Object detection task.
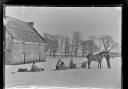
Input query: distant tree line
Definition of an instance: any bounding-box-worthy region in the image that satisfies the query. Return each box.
[43,31,120,57]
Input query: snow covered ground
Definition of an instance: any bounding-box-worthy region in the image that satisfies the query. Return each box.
[5,57,121,89]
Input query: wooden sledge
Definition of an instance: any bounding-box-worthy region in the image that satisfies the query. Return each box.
[17,68,45,72]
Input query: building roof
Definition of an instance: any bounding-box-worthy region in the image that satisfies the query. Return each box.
[4,16,45,43]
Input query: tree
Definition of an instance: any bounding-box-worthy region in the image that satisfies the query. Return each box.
[80,41,87,56]
[82,40,99,54]
[99,35,117,52]
[72,31,82,56]
[108,42,120,52]
[60,35,65,55]
[70,42,74,57]
[50,35,59,56]
[88,35,101,53]
[43,33,52,55]
[64,37,70,56]
[43,33,59,56]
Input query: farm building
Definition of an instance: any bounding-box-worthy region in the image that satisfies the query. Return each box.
[4,16,46,65]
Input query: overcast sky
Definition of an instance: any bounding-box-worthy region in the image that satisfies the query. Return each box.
[5,6,121,45]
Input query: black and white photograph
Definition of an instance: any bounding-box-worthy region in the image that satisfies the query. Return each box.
[4,6,121,89]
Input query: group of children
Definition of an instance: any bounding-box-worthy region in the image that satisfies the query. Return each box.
[56,58,87,70]
[17,57,90,72]
[18,56,111,72]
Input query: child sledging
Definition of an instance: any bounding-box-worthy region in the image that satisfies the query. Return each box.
[69,58,77,69]
[30,62,45,72]
[56,59,68,70]
[18,62,45,72]
[81,57,88,68]
[17,52,111,72]
[55,58,86,70]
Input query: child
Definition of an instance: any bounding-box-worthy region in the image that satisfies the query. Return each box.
[31,62,40,72]
[69,58,76,69]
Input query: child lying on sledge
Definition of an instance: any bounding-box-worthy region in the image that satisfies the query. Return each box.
[18,62,44,72]
[30,62,45,72]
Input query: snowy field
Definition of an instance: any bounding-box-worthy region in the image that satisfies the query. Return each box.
[5,57,121,89]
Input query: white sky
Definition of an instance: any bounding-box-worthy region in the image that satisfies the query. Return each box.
[5,6,121,45]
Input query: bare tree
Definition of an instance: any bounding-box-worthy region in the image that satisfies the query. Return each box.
[50,35,59,57]
[72,31,81,56]
[83,40,99,54]
[108,42,120,52]
[64,37,70,56]
[70,43,74,57]
[43,33,59,56]
[52,40,58,56]
[43,33,52,55]
[99,35,117,52]
[60,35,65,55]
[88,35,101,53]
[80,41,87,56]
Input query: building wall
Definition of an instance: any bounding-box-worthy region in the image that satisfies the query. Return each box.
[5,38,45,65]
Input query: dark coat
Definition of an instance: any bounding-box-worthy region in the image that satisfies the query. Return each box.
[106,54,110,62]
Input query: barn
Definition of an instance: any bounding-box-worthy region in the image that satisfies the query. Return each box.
[4,16,46,65]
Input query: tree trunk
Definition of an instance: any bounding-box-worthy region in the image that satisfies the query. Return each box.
[53,52,55,57]
[67,46,69,56]
[50,50,52,56]
[61,51,62,56]
[75,46,77,56]
[65,50,66,57]
[23,52,26,64]
[68,51,69,56]
[75,40,79,56]
[82,49,84,57]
